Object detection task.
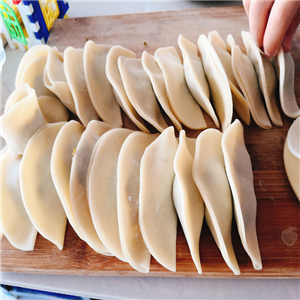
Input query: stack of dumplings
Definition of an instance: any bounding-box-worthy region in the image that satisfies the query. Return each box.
[1,30,299,275]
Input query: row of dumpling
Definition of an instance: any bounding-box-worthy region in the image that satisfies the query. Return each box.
[1,118,262,275]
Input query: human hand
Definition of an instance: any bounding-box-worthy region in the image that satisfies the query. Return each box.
[243,0,300,57]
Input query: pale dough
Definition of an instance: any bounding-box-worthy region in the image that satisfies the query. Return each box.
[287,117,300,159]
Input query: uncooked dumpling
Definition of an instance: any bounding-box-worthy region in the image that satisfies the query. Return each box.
[20,122,67,250]
[227,35,271,129]
[141,51,182,132]
[106,46,148,132]
[287,117,300,159]
[119,56,168,132]
[139,126,178,272]
[208,31,250,126]
[154,47,207,130]
[83,41,122,127]
[197,35,233,132]
[44,47,76,114]
[274,47,300,119]
[5,84,33,112]
[193,128,240,275]
[222,120,262,270]
[173,130,204,274]
[117,131,158,273]
[1,150,37,251]
[88,128,134,261]
[242,31,282,127]
[51,121,85,240]
[178,34,219,127]
[69,120,116,254]
[64,47,99,126]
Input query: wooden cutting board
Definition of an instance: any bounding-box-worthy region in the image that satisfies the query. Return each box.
[1,6,300,278]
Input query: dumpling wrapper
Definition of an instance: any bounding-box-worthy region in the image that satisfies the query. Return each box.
[1,150,37,251]
[119,56,168,132]
[274,47,300,119]
[44,47,76,114]
[20,122,67,250]
[51,121,85,240]
[242,31,282,127]
[197,35,233,132]
[0,87,45,157]
[193,128,240,275]
[154,47,207,130]
[208,31,250,126]
[5,84,34,112]
[106,46,148,132]
[117,131,158,273]
[69,120,116,254]
[141,51,182,132]
[83,41,122,127]
[88,128,134,261]
[178,34,219,127]
[287,117,300,159]
[139,126,178,272]
[15,45,50,88]
[173,130,204,274]
[19,55,56,98]
[64,47,99,126]
[222,120,262,270]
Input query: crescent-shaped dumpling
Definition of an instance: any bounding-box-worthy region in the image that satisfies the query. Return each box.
[154,47,207,130]
[64,47,99,126]
[119,56,168,132]
[197,35,233,132]
[117,131,158,273]
[43,47,76,114]
[227,35,271,130]
[88,128,134,261]
[69,120,116,254]
[287,117,300,159]
[5,84,33,112]
[222,120,262,270]
[1,150,37,251]
[139,126,178,272]
[178,34,219,127]
[242,31,282,127]
[106,46,148,132]
[51,121,85,240]
[20,122,67,250]
[173,130,204,274]
[141,51,182,132]
[193,128,240,275]
[83,41,122,127]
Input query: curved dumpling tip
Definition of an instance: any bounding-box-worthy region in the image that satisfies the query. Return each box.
[173,130,204,274]
[222,120,262,270]
[193,128,240,275]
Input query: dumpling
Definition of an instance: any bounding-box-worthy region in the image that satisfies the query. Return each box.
[51,121,85,240]
[118,56,168,132]
[287,117,300,159]
[154,47,207,130]
[173,130,204,274]
[88,128,134,261]
[64,47,99,126]
[141,51,182,132]
[139,126,178,272]
[69,120,116,254]
[208,31,250,126]
[193,128,240,275]
[274,47,300,119]
[83,41,122,127]
[5,84,34,112]
[227,35,272,130]
[117,131,158,273]
[20,122,67,250]
[222,120,262,270]
[178,34,219,127]
[242,31,282,127]
[106,46,148,132]
[197,35,233,132]
[1,150,37,251]
[43,47,76,114]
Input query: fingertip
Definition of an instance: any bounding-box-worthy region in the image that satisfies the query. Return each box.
[282,36,292,53]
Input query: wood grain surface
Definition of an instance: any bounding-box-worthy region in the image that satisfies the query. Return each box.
[1,6,300,278]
